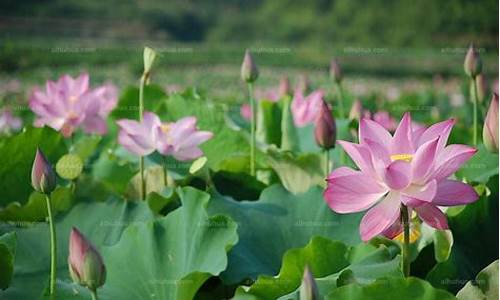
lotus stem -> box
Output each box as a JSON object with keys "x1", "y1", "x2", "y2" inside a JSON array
[
  {"x1": 335, "y1": 82, "x2": 346, "y2": 119},
  {"x1": 45, "y1": 194, "x2": 57, "y2": 295},
  {"x1": 324, "y1": 149, "x2": 330, "y2": 177},
  {"x1": 248, "y1": 82, "x2": 256, "y2": 176},
  {"x1": 471, "y1": 76, "x2": 479, "y2": 146},
  {"x1": 163, "y1": 156, "x2": 168, "y2": 187},
  {"x1": 139, "y1": 75, "x2": 146, "y2": 200},
  {"x1": 401, "y1": 204, "x2": 410, "y2": 277},
  {"x1": 91, "y1": 289, "x2": 99, "y2": 300}
]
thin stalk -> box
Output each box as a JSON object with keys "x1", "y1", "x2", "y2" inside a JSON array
[
  {"x1": 45, "y1": 194, "x2": 57, "y2": 295},
  {"x1": 471, "y1": 76, "x2": 479, "y2": 146},
  {"x1": 163, "y1": 156, "x2": 168, "y2": 187},
  {"x1": 139, "y1": 75, "x2": 146, "y2": 200},
  {"x1": 335, "y1": 82, "x2": 346, "y2": 118},
  {"x1": 324, "y1": 149, "x2": 330, "y2": 177},
  {"x1": 248, "y1": 82, "x2": 256, "y2": 176},
  {"x1": 400, "y1": 204, "x2": 410, "y2": 277},
  {"x1": 91, "y1": 289, "x2": 99, "y2": 300}
]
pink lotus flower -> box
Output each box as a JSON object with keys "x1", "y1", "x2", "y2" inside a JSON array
[
  {"x1": 0, "y1": 110, "x2": 22, "y2": 134},
  {"x1": 29, "y1": 73, "x2": 117, "y2": 137},
  {"x1": 372, "y1": 111, "x2": 397, "y2": 131},
  {"x1": 117, "y1": 112, "x2": 213, "y2": 161},
  {"x1": 324, "y1": 113, "x2": 479, "y2": 241},
  {"x1": 291, "y1": 88, "x2": 324, "y2": 127},
  {"x1": 68, "y1": 227, "x2": 106, "y2": 290}
]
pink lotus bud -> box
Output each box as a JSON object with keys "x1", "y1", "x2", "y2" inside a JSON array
[
  {"x1": 279, "y1": 76, "x2": 291, "y2": 97},
  {"x1": 473, "y1": 73, "x2": 488, "y2": 103},
  {"x1": 314, "y1": 100, "x2": 336, "y2": 150},
  {"x1": 483, "y1": 93, "x2": 499, "y2": 153},
  {"x1": 464, "y1": 44, "x2": 482, "y2": 78},
  {"x1": 300, "y1": 265, "x2": 318, "y2": 300},
  {"x1": 68, "y1": 227, "x2": 106, "y2": 291},
  {"x1": 241, "y1": 50, "x2": 258, "y2": 83},
  {"x1": 31, "y1": 148, "x2": 56, "y2": 194},
  {"x1": 297, "y1": 74, "x2": 310, "y2": 94},
  {"x1": 349, "y1": 99, "x2": 363, "y2": 120},
  {"x1": 330, "y1": 59, "x2": 343, "y2": 83}
]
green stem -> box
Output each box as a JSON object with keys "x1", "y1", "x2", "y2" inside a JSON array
[
  {"x1": 401, "y1": 204, "x2": 410, "y2": 277},
  {"x1": 139, "y1": 75, "x2": 146, "y2": 200},
  {"x1": 163, "y1": 156, "x2": 168, "y2": 187},
  {"x1": 45, "y1": 194, "x2": 57, "y2": 295},
  {"x1": 324, "y1": 149, "x2": 330, "y2": 177},
  {"x1": 248, "y1": 82, "x2": 256, "y2": 176},
  {"x1": 335, "y1": 82, "x2": 346, "y2": 119},
  {"x1": 91, "y1": 289, "x2": 99, "y2": 300},
  {"x1": 471, "y1": 76, "x2": 479, "y2": 146}
]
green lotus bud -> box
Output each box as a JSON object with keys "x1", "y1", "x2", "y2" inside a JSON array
[
  {"x1": 300, "y1": 265, "x2": 318, "y2": 300},
  {"x1": 68, "y1": 227, "x2": 106, "y2": 291},
  {"x1": 483, "y1": 93, "x2": 499, "y2": 153},
  {"x1": 349, "y1": 99, "x2": 363, "y2": 120},
  {"x1": 31, "y1": 148, "x2": 56, "y2": 194},
  {"x1": 473, "y1": 73, "x2": 488, "y2": 103},
  {"x1": 330, "y1": 58, "x2": 343, "y2": 83},
  {"x1": 143, "y1": 46, "x2": 157, "y2": 77},
  {"x1": 314, "y1": 100, "x2": 336, "y2": 150},
  {"x1": 241, "y1": 50, "x2": 259, "y2": 83},
  {"x1": 464, "y1": 44, "x2": 482, "y2": 78}
]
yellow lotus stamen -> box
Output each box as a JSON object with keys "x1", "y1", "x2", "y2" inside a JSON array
[
  {"x1": 390, "y1": 154, "x2": 414, "y2": 162},
  {"x1": 394, "y1": 221, "x2": 421, "y2": 243},
  {"x1": 161, "y1": 123, "x2": 171, "y2": 133}
]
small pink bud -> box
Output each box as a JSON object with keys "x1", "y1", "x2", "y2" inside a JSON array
[
  {"x1": 241, "y1": 50, "x2": 259, "y2": 83},
  {"x1": 314, "y1": 100, "x2": 336, "y2": 150},
  {"x1": 300, "y1": 265, "x2": 318, "y2": 300},
  {"x1": 464, "y1": 44, "x2": 482, "y2": 78},
  {"x1": 483, "y1": 93, "x2": 499, "y2": 153},
  {"x1": 68, "y1": 227, "x2": 106, "y2": 291},
  {"x1": 330, "y1": 59, "x2": 343, "y2": 83},
  {"x1": 279, "y1": 76, "x2": 291, "y2": 97},
  {"x1": 31, "y1": 148, "x2": 56, "y2": 194},
  {"x1": 349, "y1": 99, "x2": 363, "y2": 120}
]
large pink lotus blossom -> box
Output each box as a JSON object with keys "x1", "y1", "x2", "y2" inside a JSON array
[
  {"x1": 117, "y1": 112, "x2": 213, "y2": 161},
  {"x1": 291, "y1": 88, "x2": 324, "y2": 127},
  {"x1": 0, "y1": 110, "x2": 22, "y2": 134},
  {"x1": 324, "y1": 113, "x2": 479, "y2": 241},
  {"x1": 29, "y1": 73, "x2": 118, "y2": 137}
]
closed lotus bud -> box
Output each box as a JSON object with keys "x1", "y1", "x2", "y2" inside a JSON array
[
  {"x1": 330, "y1": 59, "x2": 343, "y2": 83},
  {"x1": 474, "y1": 73, "x2": 488, "y2": 103},
  {"x1": 31, "y1": 148, "x2": 56, "y2": 194},
  {"x1": 483, "y1": 93, "x2": 499, "y2": 153},
  {"x1": 68, "y1": 227, "x2": 106, "y2": 291},
  {"x1": 241, "y1": 50, "x2": 258, "y2": 83},
  {"x1": 143, "y1": 46, "x2": 157, "y2": 77},
  {"x1": 297, "y1": 74, "x2": 310, "y2": 94},
  {"x1": 300, "y1": 265, "x2": 318, "y2": 300},
  {"x1": 279, "y1": 76, "x2": 291, "y2": 97},
  {"x1": 314, "y1": 100, "x2": 336, "y2": 150},
  {"x1": 349, "y1": 99, "x2": 363, "y2": 120},
  {"x1": 464, "y1": 44, "x2": 482, "y2": 78}
]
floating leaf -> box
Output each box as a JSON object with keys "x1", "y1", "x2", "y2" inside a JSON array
[{"x1": 457, "y1": 260, "x2": 498, "y2": 300}]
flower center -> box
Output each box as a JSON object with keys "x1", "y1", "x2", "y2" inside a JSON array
[
  {"x1": 160, "y1": 123, "x2": 171, "y2": 133},
  {"x1": 390, "y1": 154, "x2": 413, "y2": 162},
  {"x1": 68, "y1": 96, "x2": 78, "y2": 103}
]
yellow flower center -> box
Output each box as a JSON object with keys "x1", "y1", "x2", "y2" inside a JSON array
[
  {"x1": 390, "y1": 154, "x2": 414, "y2": 162},
  {"x1": 161, "y1": 123, "x2": 171, "y2": 133},
  {"x1": 68, "y1": 96, "x2": 78, "y2": 103}
]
